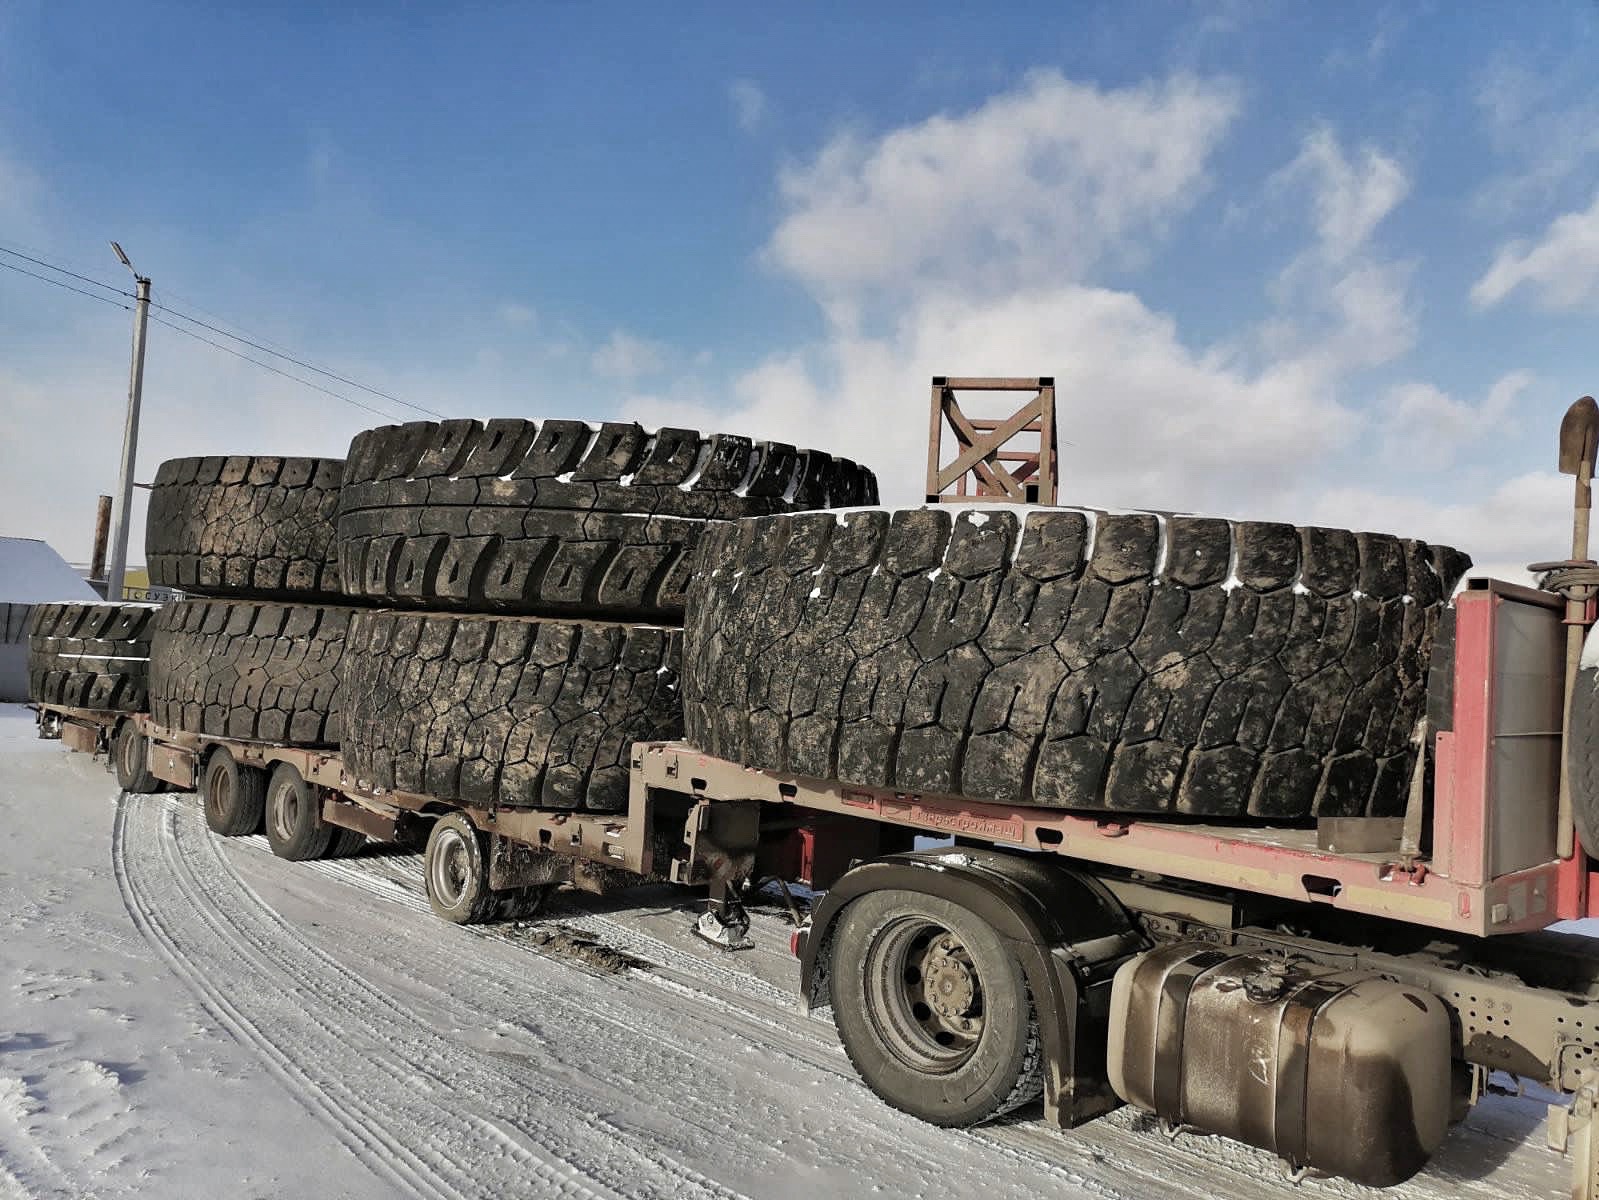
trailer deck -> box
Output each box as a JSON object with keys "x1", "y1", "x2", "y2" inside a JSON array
[{"x1": 34, "y1": 572, "x2": 1586, "y2": 941}]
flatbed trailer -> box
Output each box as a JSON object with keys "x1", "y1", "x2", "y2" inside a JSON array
[{"x1": 30, "y1": 574, "x2": 1599, "y2": 1194}]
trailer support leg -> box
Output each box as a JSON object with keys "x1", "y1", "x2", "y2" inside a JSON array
[
  {"x1": 694, "y1": 879, "x2": 755, "y2": 951},
  {"x1": 1549, "y1": 1085, "x2": 1599, "y2": 1198}
]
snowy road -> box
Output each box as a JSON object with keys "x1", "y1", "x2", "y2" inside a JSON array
[{"x1": 0, "y1": 704, "x2": 1573, "y2": 1198}]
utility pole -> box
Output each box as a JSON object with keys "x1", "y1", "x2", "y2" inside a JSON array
[{"x1": 106, "y1": 241, "x2": 150, "y2": 602}]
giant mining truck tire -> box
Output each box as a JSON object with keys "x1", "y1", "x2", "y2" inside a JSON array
[
  {"x1": 145, "y1": 455, "x2": 345, "y2": 601},
  {"x1": 339, "y1": 609, "x2": 682, "y2": 814},
  {"x1": 682, "y1": 506, "x2": 1471, "y2": 821},
  {"x1": 334, "y1": 418, "x2": 878, "y2": 623},
  {"x1": 27, "y1": 601, "x2": 157, "y2": 712},
  {"x1": 1569, "y1": 634, "x2": 1599, "y2": 858},
  {"x1": 149, "y1": 599, "x2": 352, "y2": 746}
]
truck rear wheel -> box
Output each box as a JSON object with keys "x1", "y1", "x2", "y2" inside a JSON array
[
  {"x1": 264, "y1": 762, "x2": 335, "y2": 861},
  {"x1": 326, "y1": 827, "x2": 368, "y2": 858},
  {"x1": 829, "y1": 889, "x2": 1042, "y2": 1127},
  {"x1": 114, "y1": 721, "x2": 160, "y2": 794},
  {"x1": 202, "y1": 748, "x2": 266, "y2": 837},
  {"x1": 424, "y1": 813, "x2": 498, "y2": 924}
]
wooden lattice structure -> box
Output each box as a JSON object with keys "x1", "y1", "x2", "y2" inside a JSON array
[{"x1": 925, "y1": 377, "x2": 1058, "y2": 505}]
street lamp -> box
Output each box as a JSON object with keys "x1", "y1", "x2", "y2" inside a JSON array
[{"x1": 106, "y1": 242, "x2": 150, "y2": 601}]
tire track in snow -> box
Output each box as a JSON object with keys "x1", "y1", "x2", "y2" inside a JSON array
[
  {"x1": 113, "y1": 797, "x2": 466, "y2": 1200},
  {"x1": 167, "y1": 801, "x2": 1556, "y2": 1200},
  {"x1": 292, "y1": 846, "x2": 1326, "y2": 1198},
  {"x1": 116, "y1": 794, "x2": 745, "y2": 1200},
  {"x1": 219, "y1": 836, "x2": 1050, "y2": 1198}
]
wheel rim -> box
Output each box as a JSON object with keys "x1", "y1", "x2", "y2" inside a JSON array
[
  {"x1": 429, "y1": 827, "x2": 472, "y2": 909},
  {"x1": 119, "y1": 730, "x2": 138, "y2": 780},
  {"x1": 270, "y1": 780, "x2": 300, "y2": 842},
  {"x1": 207, "y1": 765, "x2": 231, "y2": 821},
  {"x1": 862, "y1": 917, "x2": 985, "y2": 1073}
]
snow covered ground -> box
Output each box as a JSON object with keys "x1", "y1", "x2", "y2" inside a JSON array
[{"x1": 0, "y1": 701, "x2": 1575, "y2": 1198}]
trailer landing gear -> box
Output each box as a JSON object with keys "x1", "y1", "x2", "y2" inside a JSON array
[
  {"x1": 1549, "y1": 1085, "x2": 1599, "y2": 1199},
  {"x1": 693, "y1": 880, "x2": 754, "y2": 951}
]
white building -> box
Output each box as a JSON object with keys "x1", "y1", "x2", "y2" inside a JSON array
[{"x1": 0, "y1": 537, "x2": 99, "y2": 702}]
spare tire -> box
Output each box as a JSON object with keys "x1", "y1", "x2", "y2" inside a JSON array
[
  {"x1": 149, "y1": 599, "x2": 351, "y2": 745},
  {"x1": 146, "y1": 455, "x2": 344, "y2": 600},
  {"x1": 682, "y1": 506, "x2": 1471, "y2": 820},
  {"x1": 340, "y1": 610, "x2": 681, "y2": 812},
  {"x1": 335, "y1": 419, "x2": 877, "y2": 621},
  {"x1": 27, "y1": 602, "x2": 157, "y2": 712}
]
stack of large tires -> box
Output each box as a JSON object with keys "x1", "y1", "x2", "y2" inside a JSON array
[
  {"x1": 145, "y1": 454, "x2": 362, "y2": 852},
  {"x1": 681, "y1": 505, "x2": 1471, "y2": 821},
  {"x1": 137, "y1": 425, "x2": 875, "y2": 864},
  {"x1": 146, "y1": 455, "x2": 352, "y2": 746},
  {"x1": 332, "y1": 419, "x2": 877, "y2": 816},
  {"x1": 27, "y1": 601, "x2": 159, "y2": 713}
]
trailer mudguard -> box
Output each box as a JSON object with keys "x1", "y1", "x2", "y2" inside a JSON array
[{"x1": 798, "y1": 846, "x2": 1144, "y2": 1127}]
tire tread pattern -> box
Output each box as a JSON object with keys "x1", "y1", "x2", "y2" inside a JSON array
[
  {"x1": 683, "y1": 506, "x2": 1470, "y2": 820},
  {"x1": 146, "y1": 455, "x2": 344, "y2": 599},
  {"x1": 341, "y1": 610, "x2": 682, "y2": 813},
  {"x1": 27, "y1": 602, "x2": 156, "y2": 712},
  {"x1": 336, "y1": 419, "x2": 878, "y2": 620},
  {"x1": 149, "y1": 599, "x2": 350, "y2": 745}
]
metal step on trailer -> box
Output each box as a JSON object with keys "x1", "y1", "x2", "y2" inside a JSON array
[{"x1": 34, "y1": 702, "x2": 124, "y2": 752}]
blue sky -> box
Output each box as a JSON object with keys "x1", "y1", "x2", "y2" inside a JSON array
[{"x1": 3, "y1": 2, "x2": 1598, "y2": 576}]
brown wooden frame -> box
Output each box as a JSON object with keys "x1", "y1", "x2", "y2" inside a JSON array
[{"x1": 925, "y1": 376, "x2": 1058, "y2": 504}]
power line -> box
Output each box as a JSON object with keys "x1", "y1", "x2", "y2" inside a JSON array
[
  {"x1": 152, "y1": 282, "x2": 314, "y2": 363},
  {"x1": 0, "y1": 256, "x2": 131, "y2": 309},
  {"x1": 149, "y1": 300, "x2": 445, "y2": 418},
  {"x1": 0, "y1": 242, "x2": 133, "y2": 299},
  {"x1": 0, "y1": 238, "x2": 440, "y2": 423},
  {"x1": 147, "y1": 314, "x2": 408, "y2": 422}
]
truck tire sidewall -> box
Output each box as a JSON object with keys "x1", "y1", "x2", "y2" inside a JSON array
[
  {"x1": 829, "y1": 889, "x2": 1032, "y2": 1127},
  {"x1": 114, "y1": 721, "x2": 157, "y2": 793},
  {"x1": 264, "y1": 762, "x2": 334, "y2": 861},
  {"x1": 424, "y1": 814, "x2": 493, "y2": 924},
  {"x1": 325, "y1": 826, "x2": 368, "y2": 859},
  {"x1": 202, "y1": 748, "x2": 266, "y2": 837},
  {"x1": 1571, "y1": 662, "x2": 1599, "y2": 858}
]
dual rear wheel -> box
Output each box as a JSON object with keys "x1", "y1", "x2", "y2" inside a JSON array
[
  {"x1": 201, "y1": 748, "x2": 364, "y2": 859},
  {"x1": 113, "y1": 721, "x2": 160, "y2": 794},
  {"x1": 829, "y1": 890, "x2": 1041, "y2": 1128}
]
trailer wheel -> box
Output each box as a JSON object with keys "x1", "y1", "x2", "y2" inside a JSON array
[
  {"x1": 424, "y1": 813, "x2": 498, "y2": 924},
  {"x1": 829, "y1": 889, "x2": 1042, "y2": 1127},
  {"x1": 264, "y1": 762, "x2": 335, "y2": 861},
  {"x1": 325, "y1": 827, "x2": 368, "y2": 858},
  {"x1": 202, "y1": 748, "x2": 267, "y2": 837},
  {"x1": 113, "y1": 721, "x2": 160, "y2": 794}
]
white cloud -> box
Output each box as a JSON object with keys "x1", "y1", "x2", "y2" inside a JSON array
[
  {"x1": 1472, "y1": 191, "x2": 1599, "y2": 310},
  {"x1": 1474, "y1": 55, "x2": 1599, "y2": 216},
  {"x1": 728, "y1": 79, "x2": 767, "y2": 133},
  {"x1": 1271, "y1": 127, "x2": 1408, "y2": 261},
  {"x1": 636, "y1": 81, "x2": 1429, "y2": 543},
  {"x1": 632, "y1": 283, "x2": 1361, "y2": 514},
  {"x1": 766, "y1": 70, "x2": 1240, "y2": 306},
  {"x1": 1312, "y1": 470, "x2": 1570, "y2": 580},
  {"x1": 1256, "y1": 130, "x2": 1415, "y2": 381},
  {"x1": 497, "y1": 302, "x2": 537, "y2": 327},
  {"x1": 591, "y1": 330, "x2": 666, "y2": 380},
  {"x1": 1381, "y1": 370, "x2": 1533, "y2": 468}
]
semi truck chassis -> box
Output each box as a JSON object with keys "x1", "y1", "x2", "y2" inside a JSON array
[{"x1": 29, "y1": 573, "x2": 1599, "y2": 1193}]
